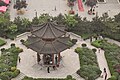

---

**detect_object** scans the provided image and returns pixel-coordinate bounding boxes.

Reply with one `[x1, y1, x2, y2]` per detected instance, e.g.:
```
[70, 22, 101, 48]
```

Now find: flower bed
[75, 47, 101, 80]
[0, 44, 23, 80]
[91, 40, 120, 80]
[0, 39, 6, 46]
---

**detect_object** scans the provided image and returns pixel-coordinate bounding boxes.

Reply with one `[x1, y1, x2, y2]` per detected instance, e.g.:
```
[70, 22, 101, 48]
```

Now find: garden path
[0, 32, 114, 80]
[105, 38, 120, 47]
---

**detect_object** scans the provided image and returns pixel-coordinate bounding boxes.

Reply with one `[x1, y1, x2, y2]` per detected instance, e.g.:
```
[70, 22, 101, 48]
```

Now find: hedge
[22, 75, 76, 80]
[0, 44, 23, 80]
[75, 47, 101, 80]
[91, 40, 120, 80]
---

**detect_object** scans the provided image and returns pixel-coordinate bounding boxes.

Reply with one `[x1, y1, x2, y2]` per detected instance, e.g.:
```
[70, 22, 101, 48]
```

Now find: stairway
[11, 72, 26, 80]
[72, 73, 84, 80]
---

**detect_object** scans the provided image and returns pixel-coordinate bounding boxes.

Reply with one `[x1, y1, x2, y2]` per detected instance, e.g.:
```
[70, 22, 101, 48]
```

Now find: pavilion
[26, 21, 70, 67]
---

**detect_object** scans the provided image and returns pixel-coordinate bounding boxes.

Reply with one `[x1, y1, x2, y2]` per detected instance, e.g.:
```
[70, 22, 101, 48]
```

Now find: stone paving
[9, 0, 120, 21]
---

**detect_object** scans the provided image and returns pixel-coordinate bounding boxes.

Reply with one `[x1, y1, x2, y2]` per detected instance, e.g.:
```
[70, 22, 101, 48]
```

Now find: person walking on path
[98, 48, 101, 53]
[104, 68, 106, 73]
[18, 56, 21, 63]
[104, 71, 107, 80]
[47, 67, 50, 73]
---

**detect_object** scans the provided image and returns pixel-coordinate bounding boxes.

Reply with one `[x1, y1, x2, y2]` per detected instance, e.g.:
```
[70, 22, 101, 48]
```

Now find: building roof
[31, 22, 66, 39]
[27, 36, 70, 54]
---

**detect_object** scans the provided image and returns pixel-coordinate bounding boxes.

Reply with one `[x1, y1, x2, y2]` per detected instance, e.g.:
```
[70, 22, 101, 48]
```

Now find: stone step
[72, 73, 84, 80]
[11, 72, 26, 80]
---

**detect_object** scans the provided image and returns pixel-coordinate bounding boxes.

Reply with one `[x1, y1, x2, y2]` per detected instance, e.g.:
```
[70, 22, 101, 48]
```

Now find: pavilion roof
[27, 36, 70, 54]
[31, 22, 66, 39]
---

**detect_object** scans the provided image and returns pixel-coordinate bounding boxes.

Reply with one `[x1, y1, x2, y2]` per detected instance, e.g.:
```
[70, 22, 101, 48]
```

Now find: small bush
[71, 39, 77, 44]
[20, 39, 25, 44]
[81, 43, 87, 47]
[92, 48, 97, 53]
[66, 75, 72, 79]
[10, 43, 15, 47]
[1, 48, 5, 52]
[11, 67, 16, 72]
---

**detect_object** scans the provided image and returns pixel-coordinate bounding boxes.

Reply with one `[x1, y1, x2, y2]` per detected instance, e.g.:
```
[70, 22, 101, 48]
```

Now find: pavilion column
[52, 54, 54, 65]
[37, 53, 41, 64]
[58, 53, 60, 66]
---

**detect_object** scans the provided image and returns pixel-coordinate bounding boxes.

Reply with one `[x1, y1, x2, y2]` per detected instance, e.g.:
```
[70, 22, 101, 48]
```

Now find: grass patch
[0, 39, 6, 46]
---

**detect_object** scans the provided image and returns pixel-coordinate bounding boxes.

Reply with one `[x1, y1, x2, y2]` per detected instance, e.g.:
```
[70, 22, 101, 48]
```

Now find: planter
[67, 2, 74, 7]
[69, 10, 75, 14]
[97, 0, 106, 4]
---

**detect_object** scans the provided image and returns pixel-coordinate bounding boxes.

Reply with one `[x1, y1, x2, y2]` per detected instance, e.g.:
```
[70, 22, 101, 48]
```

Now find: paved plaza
[9, 0, 120, 21]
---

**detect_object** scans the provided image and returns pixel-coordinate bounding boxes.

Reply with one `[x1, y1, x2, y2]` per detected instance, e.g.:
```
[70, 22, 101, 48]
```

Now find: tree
[53, 13, 65, 25]
[8, 24, 18, 34]
[65, 14, 78, 27]
[38, 13, 52, 24]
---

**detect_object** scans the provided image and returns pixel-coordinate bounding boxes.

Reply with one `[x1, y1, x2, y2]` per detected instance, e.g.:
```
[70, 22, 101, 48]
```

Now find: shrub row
[22, 75, 76, 80]
[0, 44, 23, 80]
[91, 40, 120, 80]
[75, 47, 101, 80]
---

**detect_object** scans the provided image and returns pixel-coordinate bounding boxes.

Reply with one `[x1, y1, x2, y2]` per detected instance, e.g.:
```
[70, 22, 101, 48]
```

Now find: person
[104, 71, 107, 80]
[98, 48, 101, 53]
[90, 36, 92, 42]
[104, 68, 106, 73]
[92, 9, 95, 15]
[47, 67, 50, 73]
[18, 56, 21, 63]
[55, 56, 58, 64]
[53, 66, 56, 70]
[55, 6, 56, 11]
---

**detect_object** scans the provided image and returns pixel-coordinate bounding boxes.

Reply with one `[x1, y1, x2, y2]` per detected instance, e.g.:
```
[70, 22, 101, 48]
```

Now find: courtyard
[0, 0, 120, 80]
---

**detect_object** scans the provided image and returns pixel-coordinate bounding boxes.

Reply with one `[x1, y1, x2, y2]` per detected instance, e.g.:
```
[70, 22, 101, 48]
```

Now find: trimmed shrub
[81, 43, 87, 47]
[11, 67, 16, 72]
[66, 75, 72, 79]
[10, 43, 15, 47]
[22, 76, 76, 80]
[92, 48, 97, 53]
[71, 39, 77, 44]
[20, 39, 25, 44]
[1, 48, 5, 52]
